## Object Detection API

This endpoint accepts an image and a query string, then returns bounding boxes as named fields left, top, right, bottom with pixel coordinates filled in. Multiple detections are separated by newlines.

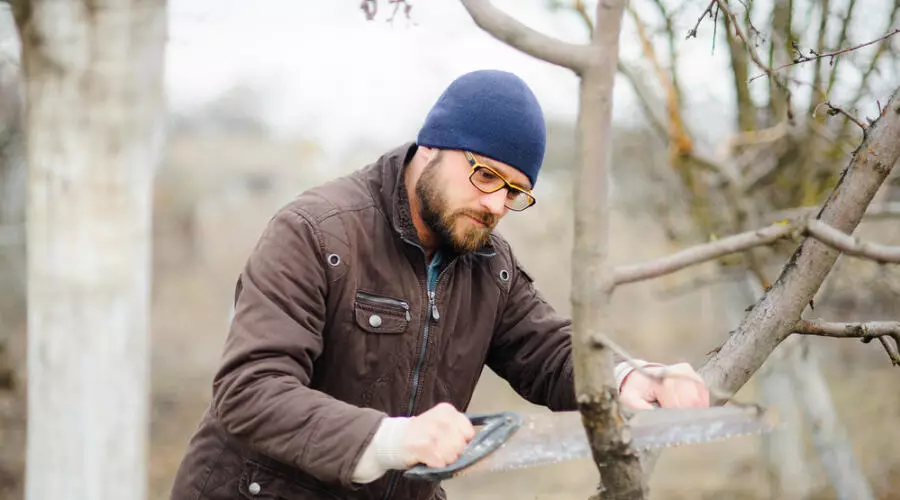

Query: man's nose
left=480, top=189, right=508, bottom=216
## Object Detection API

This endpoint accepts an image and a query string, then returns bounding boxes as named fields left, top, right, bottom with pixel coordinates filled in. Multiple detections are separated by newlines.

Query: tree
left=11, top=1, right=167, bottom=499
left=460, top=0, right=900, bottom=498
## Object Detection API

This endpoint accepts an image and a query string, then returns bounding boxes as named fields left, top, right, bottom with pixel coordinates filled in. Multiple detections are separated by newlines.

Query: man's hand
left=402, top=402, right=475, bottom=468
left=619, top=362, right=710, bottom=410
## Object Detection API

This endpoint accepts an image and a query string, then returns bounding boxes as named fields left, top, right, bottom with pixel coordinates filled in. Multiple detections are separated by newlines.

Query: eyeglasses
left=464, top=151, right=536, bottom=212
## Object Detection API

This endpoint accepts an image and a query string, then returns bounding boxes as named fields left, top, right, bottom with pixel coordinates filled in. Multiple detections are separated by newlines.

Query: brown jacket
left=170, top=143, right=578, bottom=500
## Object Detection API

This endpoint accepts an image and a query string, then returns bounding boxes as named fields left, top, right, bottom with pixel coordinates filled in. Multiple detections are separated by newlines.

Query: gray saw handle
left=403, top=411, right=523, bottom=481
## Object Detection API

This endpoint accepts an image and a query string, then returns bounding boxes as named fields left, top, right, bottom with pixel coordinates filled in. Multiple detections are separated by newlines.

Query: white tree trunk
left=15, top=2, right=166, bottom=500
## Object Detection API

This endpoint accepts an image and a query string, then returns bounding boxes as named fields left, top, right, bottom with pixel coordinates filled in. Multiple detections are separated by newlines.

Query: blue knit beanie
left=416, top=70, right=546, bottom=186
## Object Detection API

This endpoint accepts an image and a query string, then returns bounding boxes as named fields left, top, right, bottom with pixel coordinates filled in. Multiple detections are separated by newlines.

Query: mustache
left=456, top=209, right=497, bottom=228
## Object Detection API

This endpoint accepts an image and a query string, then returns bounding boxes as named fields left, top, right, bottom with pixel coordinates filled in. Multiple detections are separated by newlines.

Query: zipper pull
left=429, top=290, right=440, bottom=321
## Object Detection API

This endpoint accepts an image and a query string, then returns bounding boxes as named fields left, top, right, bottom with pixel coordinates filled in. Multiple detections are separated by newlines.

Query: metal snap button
left=369, top=314, right=382, bottom=328
left=248, top=482, right=261, bottom=495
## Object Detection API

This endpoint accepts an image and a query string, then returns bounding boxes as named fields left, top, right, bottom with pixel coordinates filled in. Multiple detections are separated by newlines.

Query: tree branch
left=751, top=28, right=900, bottom=83
left=794, top=319, right=900, bottom=365
left=460, top=0, right=591, bottom=72
left=614, top=222, right=796, bottom=285
left=614, top=214, right=900, bottom=287
left=805, top=219, right=900, bottom=263
left=700, top=87, right=900, bottom=398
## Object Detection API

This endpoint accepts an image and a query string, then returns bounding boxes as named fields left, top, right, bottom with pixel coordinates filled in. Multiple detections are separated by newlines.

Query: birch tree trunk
left=12, top=2, right=167, bottom=499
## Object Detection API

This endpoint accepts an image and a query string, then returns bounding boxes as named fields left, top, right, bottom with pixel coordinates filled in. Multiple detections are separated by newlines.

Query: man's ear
left=419, top=146, right=436, bottom=161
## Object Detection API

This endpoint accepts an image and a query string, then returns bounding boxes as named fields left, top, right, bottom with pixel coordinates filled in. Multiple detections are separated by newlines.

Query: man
left=171, top=70, right=709, bottom=500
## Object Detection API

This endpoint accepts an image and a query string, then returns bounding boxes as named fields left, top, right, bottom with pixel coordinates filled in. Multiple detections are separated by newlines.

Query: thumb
left=619, top=392, right=655, bottom=410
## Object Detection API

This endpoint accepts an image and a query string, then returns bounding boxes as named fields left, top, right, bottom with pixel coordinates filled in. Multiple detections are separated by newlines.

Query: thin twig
left=712, top=0, right=790, bottom=96
left=794, top=319, right=900, bottom=366
left=686, top=0, right=717, bottom=39
left=814, top=101, right=867, bottom=135
left=750, top=28, right=900, bottom=83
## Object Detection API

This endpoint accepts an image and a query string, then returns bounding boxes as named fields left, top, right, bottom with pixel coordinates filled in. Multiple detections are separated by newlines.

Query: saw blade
left=454, top=405, right=775, bottom=476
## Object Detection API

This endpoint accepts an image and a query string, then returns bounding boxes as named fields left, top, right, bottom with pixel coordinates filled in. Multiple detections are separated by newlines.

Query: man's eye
left=478, top=169, right=499, bottom=181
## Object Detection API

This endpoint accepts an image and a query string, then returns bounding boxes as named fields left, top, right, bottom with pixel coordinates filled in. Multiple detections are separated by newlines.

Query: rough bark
left=13, top=1, right=167, bottom=499
left=699, top=88, right=900, bottom=396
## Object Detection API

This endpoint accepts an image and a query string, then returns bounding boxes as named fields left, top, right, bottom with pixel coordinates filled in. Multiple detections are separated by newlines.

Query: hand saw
left=403, top=405, right=775, bottom=481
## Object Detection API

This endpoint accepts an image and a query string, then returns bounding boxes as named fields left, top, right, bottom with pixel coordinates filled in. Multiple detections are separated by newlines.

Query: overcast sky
left=165, top=1, right=738, bottom=155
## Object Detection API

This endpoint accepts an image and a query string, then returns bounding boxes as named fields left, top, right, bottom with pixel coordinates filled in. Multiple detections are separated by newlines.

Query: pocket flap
left=354, top=295, right=410, bottom=335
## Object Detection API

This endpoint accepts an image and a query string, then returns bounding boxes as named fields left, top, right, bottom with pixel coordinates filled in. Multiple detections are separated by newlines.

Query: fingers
left=619, top=391, right=655, bottom=410
left=652, top=363, right=710, bottom=409
left=403, top=403, right=475, bottom=468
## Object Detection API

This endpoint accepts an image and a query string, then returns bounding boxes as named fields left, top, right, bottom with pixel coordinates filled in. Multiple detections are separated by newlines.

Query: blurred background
left=1, top=1, right=899, bottom=498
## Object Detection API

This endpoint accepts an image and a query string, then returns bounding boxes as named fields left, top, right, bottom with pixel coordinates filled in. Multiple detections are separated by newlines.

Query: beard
left=416, top=153, right=497, bottom=254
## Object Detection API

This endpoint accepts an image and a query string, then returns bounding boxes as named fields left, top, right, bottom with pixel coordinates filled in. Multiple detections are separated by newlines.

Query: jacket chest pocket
left=354, top=291, right=411, bottom=334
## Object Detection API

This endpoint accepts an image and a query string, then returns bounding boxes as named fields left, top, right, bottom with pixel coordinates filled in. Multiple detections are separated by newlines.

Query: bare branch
left=613, top=222, right=796, bottom=285
left=770, top=202, right=900, bottom=222
left=814, top=101, right=867, bottom=135
left=686, top=0, right=716, bottom=39
left=751, top=29, right=900, bottom=83
left=806, top=219, right=900, bottom=263
left=460, top=0, right=590, bottom=72
left=714, top=0, right=791, bottom=98
left=794, top=319, right=900, bottom=365
left=700, top=87, right=900, bottom=397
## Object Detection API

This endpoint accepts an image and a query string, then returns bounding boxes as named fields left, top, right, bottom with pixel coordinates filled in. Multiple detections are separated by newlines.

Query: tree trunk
left=13, top=2, right=167, bottom=499
left=570, top=0, right=644, bottom=498
left=0, top=10, right=25, bottom=327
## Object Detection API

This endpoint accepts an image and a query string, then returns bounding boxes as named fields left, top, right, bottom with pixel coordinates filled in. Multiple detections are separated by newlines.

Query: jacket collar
left=374, top=142, right=496, bottom=256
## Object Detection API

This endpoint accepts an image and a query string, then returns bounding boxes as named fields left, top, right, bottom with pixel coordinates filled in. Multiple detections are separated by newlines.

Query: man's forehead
left=474, top=153, right=533, bottom=189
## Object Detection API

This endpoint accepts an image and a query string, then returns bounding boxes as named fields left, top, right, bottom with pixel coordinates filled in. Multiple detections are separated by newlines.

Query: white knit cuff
left=615, top=360, right=653, bottom=392
left=351, top=416, right=411, bottom=484
left=373, top=416, right=411, bottom=470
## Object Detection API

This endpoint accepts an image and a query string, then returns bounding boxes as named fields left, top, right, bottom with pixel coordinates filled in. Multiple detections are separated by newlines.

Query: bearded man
left=171, top=70, right=709, bottom=500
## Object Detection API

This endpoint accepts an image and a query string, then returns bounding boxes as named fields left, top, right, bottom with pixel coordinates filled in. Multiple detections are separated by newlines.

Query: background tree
left=10, top=1, right=167, bottom=499
left=459, top=0, right=900, bottom=498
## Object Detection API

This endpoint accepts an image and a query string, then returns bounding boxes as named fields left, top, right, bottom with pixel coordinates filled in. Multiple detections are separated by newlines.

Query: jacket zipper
left=383, top=246, right=447, bottom=500
left=356, top=292, right=411, bottom=321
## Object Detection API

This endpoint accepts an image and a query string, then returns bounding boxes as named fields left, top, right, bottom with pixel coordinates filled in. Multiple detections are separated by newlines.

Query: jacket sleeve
left=487, top=251, right=625, bottom=412
left=211, top=207, right=385, bottom=487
